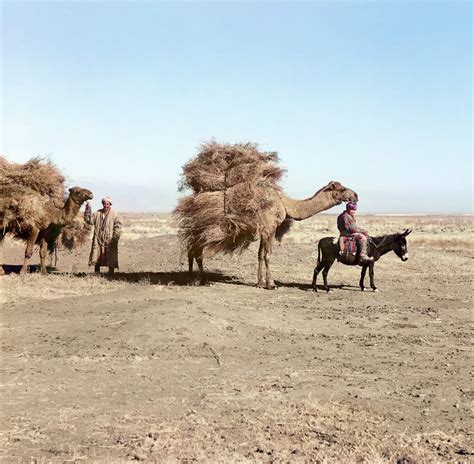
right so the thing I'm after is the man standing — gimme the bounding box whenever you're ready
[337,202,373,263]
[85,197,122,275]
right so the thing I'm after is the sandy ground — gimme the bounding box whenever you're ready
[0,214,472,463]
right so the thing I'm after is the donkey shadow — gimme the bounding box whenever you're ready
[274,280,347,292]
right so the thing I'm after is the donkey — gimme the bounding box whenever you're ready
[312,229,412,292]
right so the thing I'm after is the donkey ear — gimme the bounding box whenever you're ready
[402,229,412,237]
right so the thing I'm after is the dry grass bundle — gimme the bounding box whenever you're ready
[0,156,66,233]
[59,214,92,250]
[178,141,285,193]
[174,142,285,256]
[0,156,89,253]
[0,155,65,203]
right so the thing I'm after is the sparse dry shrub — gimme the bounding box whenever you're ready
[174,141,285,256]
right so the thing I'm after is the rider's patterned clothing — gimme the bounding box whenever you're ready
[337,211,367,237]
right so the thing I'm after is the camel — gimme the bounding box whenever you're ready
[188,181,358,289]
[0,186,93,275]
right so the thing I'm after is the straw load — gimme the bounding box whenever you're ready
[0,156,90,251]
[174,141,286,256]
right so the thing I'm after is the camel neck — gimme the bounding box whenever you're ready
[57,196,81,225]
[281,190,339,220]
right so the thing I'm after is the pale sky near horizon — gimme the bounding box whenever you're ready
[1,1,472,213]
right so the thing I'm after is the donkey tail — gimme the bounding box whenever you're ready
[316,239,322,265]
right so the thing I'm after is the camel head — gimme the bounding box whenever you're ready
[325,181,358,204]
[68,186,94,205]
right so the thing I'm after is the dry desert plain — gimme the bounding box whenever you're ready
[1,213,473,463]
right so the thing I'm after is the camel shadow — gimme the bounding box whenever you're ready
[107,271,239,286]
[1,264,57,274]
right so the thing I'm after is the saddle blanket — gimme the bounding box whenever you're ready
[337,236,358,259]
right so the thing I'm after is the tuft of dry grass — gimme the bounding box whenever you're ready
[111,400,470,463]
[0,273,149,305]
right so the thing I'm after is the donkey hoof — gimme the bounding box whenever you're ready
[373,288,379,293]
[360,287,365,292]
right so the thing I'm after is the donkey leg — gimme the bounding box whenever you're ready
[368,262,378,292]
[323,259,334,293]
[359,265,368,291]
[312,261,325,292]
[21,228,40,274]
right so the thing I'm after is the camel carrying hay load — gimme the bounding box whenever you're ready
[175,142,286,257]
[0,156,93,274]
[174,141,359,288]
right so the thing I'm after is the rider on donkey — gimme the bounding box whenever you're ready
[337,202,373,263]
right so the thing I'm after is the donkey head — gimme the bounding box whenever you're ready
[393,229,412,261]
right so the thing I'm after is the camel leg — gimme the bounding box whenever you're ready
[0,235,4,276]
[188,251,194,274]
[196,256,206,285]
[256,238,265,287]
[359,265,368,291]
[21,228,40,274]
[193,248,206,285]
[368,262,377,292]
[264,237,275,290]
[39,239,48,275]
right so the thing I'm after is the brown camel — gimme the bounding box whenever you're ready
[0,186,93,275]
[189,181,358,289]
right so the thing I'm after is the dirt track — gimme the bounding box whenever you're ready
[1,216,473,462]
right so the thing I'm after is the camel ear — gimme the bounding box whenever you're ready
[68,187,73,193]
[328,181,341,190]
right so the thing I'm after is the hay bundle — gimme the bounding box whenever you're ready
[0,156,89,251]
[178,141,284,193]
[0,156,65,204]
[174,141,285,256]
[59,214,92,250]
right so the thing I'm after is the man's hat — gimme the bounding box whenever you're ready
[346,202,357,211]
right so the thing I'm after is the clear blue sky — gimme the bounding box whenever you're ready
[1,1,472,213]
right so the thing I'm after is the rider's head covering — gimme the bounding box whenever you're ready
[102,197,112,205]
[346,202,357,211]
